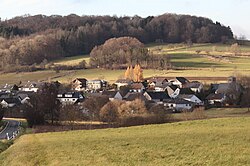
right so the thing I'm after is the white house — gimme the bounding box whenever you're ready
[184,81,203,93]
[87,80,107,91]
[57,92,85,105]
[72,78,87,91]
[178,94,203,106]
[169,77,189,88]
[114,79,132,90]
[1,98,21,108]
[19,81,42,93]
[163,99,194,112]
[206,93,226,105]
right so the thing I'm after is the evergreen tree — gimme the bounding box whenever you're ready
[124,66,130,79]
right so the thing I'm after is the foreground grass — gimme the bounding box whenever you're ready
[1,117,250,165]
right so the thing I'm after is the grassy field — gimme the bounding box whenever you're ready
[1,43,250,85]
[52,54,90,66]
[1,67,250,85]
[1,117,250,165]
[173,108,250,121]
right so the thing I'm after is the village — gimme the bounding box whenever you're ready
[0,65,244,119]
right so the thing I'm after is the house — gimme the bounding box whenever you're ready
[143,91,170,103]
[178,94,203,106]
[214,77,243,104]
[16,91,33,104]
[102,91,123,101]
[163,98,194,112]
[0,84,18,93]
[0,92,12,99]
[211,84,220,93]
[19,81,42,92]
[166,85,179,98]
[154,84,170,92]
[87,80,107,91]
[1,97,21,108]
[179,88,195,95]
[72,78,87,91]
[114,79,132,90]
[170,77,189,88]
[123,92,147,101]
[130,83,145,92]
[206,93,226,106]
[147,77,168,88]
[184,81,203,93]
[57,92,85,105]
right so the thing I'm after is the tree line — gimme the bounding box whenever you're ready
[0,13,233,69]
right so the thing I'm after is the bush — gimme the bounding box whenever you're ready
[100,102,119,123]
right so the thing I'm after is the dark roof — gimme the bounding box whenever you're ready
[148,77,168,84]
[179,88,195,95]
[130,83,145,90]
[168,85,178,91]
[185,82,202,89]
[211,84,219,90]
[145,92,170,100]
[164,98,193,104]
[176,77,189,84]
[1,98,21,105]
[178,94,195,99]
[216,83,229,94]
[74,78,87,83]
[102,91,118,98]
[115,79,132,84]
[0,92,11,99]
[206,93,225,100]
[123,92,147,101]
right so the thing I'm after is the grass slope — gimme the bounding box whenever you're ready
[1,43,250,85]
[1,117,250,165]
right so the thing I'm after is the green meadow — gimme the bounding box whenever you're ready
[1,43,250,85]
[1,117,250,165]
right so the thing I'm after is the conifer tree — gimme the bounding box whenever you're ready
[124,66,130,79]
[129,65,134,80]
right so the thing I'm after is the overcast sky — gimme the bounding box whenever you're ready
[0,0,249,39]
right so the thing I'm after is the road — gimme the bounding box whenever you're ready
[0,119,21,140]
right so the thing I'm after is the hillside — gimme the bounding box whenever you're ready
[0,13,233,70]
[1,43,250,85]
[1,117,250,165]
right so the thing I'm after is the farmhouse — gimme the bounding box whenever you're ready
[143,91,170,103]
[170,77,189,88]
[72,78,87,91]
[130,83,145,92]
[57,92,85,105]
[87,80,107,91]
[206,93,226,106]
[184,81,203,93]
[19,81,42,92]
[163,98,194,112]
[102,91,123,101]
[178,94,203,106]
[1,97,21,108]
[114,79,132,90]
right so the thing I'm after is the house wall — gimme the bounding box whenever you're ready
[87,81,102,90]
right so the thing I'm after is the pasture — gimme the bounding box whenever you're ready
[1,117,250,165]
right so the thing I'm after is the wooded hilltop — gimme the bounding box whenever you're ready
[0,13,233,70]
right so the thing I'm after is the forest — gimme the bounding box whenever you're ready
[0,13,234,71]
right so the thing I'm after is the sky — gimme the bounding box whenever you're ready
[0,0,249,39]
